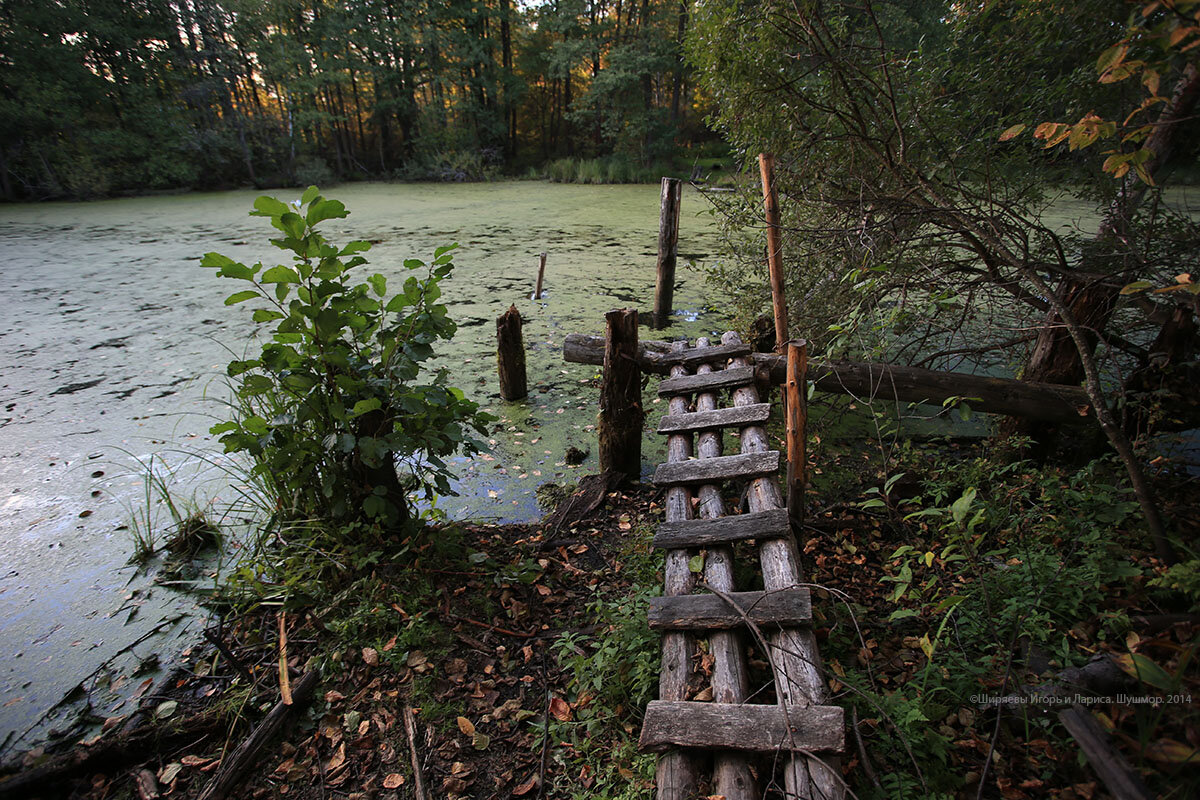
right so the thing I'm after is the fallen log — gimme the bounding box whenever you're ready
[0,711,226,799]
[196,670,319,800]
[1058,704,1154,800]
[563,334,1093,424]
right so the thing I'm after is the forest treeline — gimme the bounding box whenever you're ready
[0,0,713,200]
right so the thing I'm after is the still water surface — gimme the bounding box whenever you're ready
[0,180,727,747]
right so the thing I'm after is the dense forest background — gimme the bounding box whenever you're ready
[0,0,714,200]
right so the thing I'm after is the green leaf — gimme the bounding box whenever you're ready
[300,185,320,205]
[404,259,425,270]
[242,415,269,435]
[339,241,372,256]
[688,554,705,573]
[434,243,459,259]
[225,290,260,305]
[351,398,382,417]
[278,212,307,239]
[385,295,411,313]
[1129,653,1176,691]
[252,309,284,323]
[261,265,301,284]
[227,360,259,376]
[251,195,289,218]
[200,252,238,269]
[951,487,977,528]
[368,274,387,297]
[1097,43,1128,74]
[1120,280,1153,295]
[997,123,1026,142]
[306,198,348,225]
[218,263,256,281]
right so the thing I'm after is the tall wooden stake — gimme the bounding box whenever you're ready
[758,153,788,350]
[534,251,547,299]
[653,177,683,329]
[785,341,808,532]
[496,304,527,401]
[599,309,643,481]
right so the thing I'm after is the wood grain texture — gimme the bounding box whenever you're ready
[648,589,812,630]
[653,178,682,329]
[639,701,845,754]
[653,451,780,486]
[653,508,791,550]
[724,331,845,799]
[496,305,527,400]
[1058,705,1154,800]
[658,366,756,397]
[657,403,770,434]
[598,309,643,480]
[654,342,752,367]
[563,333,1092,423]
[692,340,756,800]
[655,341,700,800]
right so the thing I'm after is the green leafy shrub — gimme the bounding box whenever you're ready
[202,186,490,530]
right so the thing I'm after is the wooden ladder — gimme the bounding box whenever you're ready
[637,332,846,800]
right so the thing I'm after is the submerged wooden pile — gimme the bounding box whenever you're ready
[638,332,846,800]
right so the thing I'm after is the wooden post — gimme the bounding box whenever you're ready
[496,304,527,400]
[785,341,808,532]
[758,154,788,350]
[534,251,547,299]
[653,177,683,329]
[599,309,643,481]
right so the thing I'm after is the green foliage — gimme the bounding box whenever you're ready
[833,450,1153,794]
[542,525,660,799]
[204,187,490,530]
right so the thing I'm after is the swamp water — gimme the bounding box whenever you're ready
[0,181,728,748]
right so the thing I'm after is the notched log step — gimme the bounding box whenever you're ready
[653,451,780,486]
[648,588,811,630]
[651,342,752,368]
[658,366,756,397]
[657,403,771,434]
[654,508,791,549]
[639,701,844,754]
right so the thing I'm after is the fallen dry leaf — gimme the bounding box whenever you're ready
[457,716,476,736]
[512,772,539,796]
[383,773,405,789]
[362,647,379,666]
[549,696,572,721]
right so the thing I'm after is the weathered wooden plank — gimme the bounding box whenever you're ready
[724,331,844,799]
[653,451,780,486]
[689,339,757,800]
[658,366,756,397]
[657,403,771,434]
[648,589,811,630]
[656,342,702,800]
[563,333,1093,423]
[653,508,791,550]
[654,342,752,367]
[639,701,844,754]
[1059,705,1154,800]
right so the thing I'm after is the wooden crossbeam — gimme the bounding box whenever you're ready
[648,589,811,630]
[653,508,791,550]
[653,342,752,368]
[653,451,780,486]
[658,366,756,397]
[639,701,845,754]
[657,403,771,434]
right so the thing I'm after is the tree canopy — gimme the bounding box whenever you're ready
[0,0,713,200]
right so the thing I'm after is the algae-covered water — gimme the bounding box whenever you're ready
[0,180,727,748]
